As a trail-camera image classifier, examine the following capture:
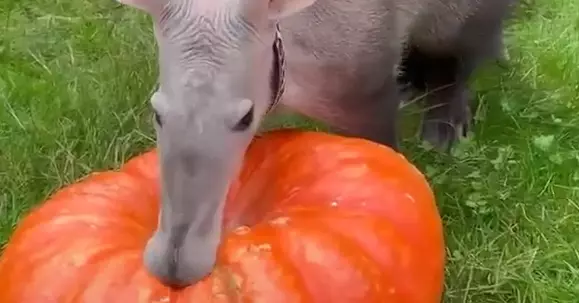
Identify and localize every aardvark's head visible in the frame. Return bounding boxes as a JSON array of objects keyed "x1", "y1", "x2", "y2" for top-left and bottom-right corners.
[{"x1": 119, "y1": 0, "x2": 317, "y2": 288}]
